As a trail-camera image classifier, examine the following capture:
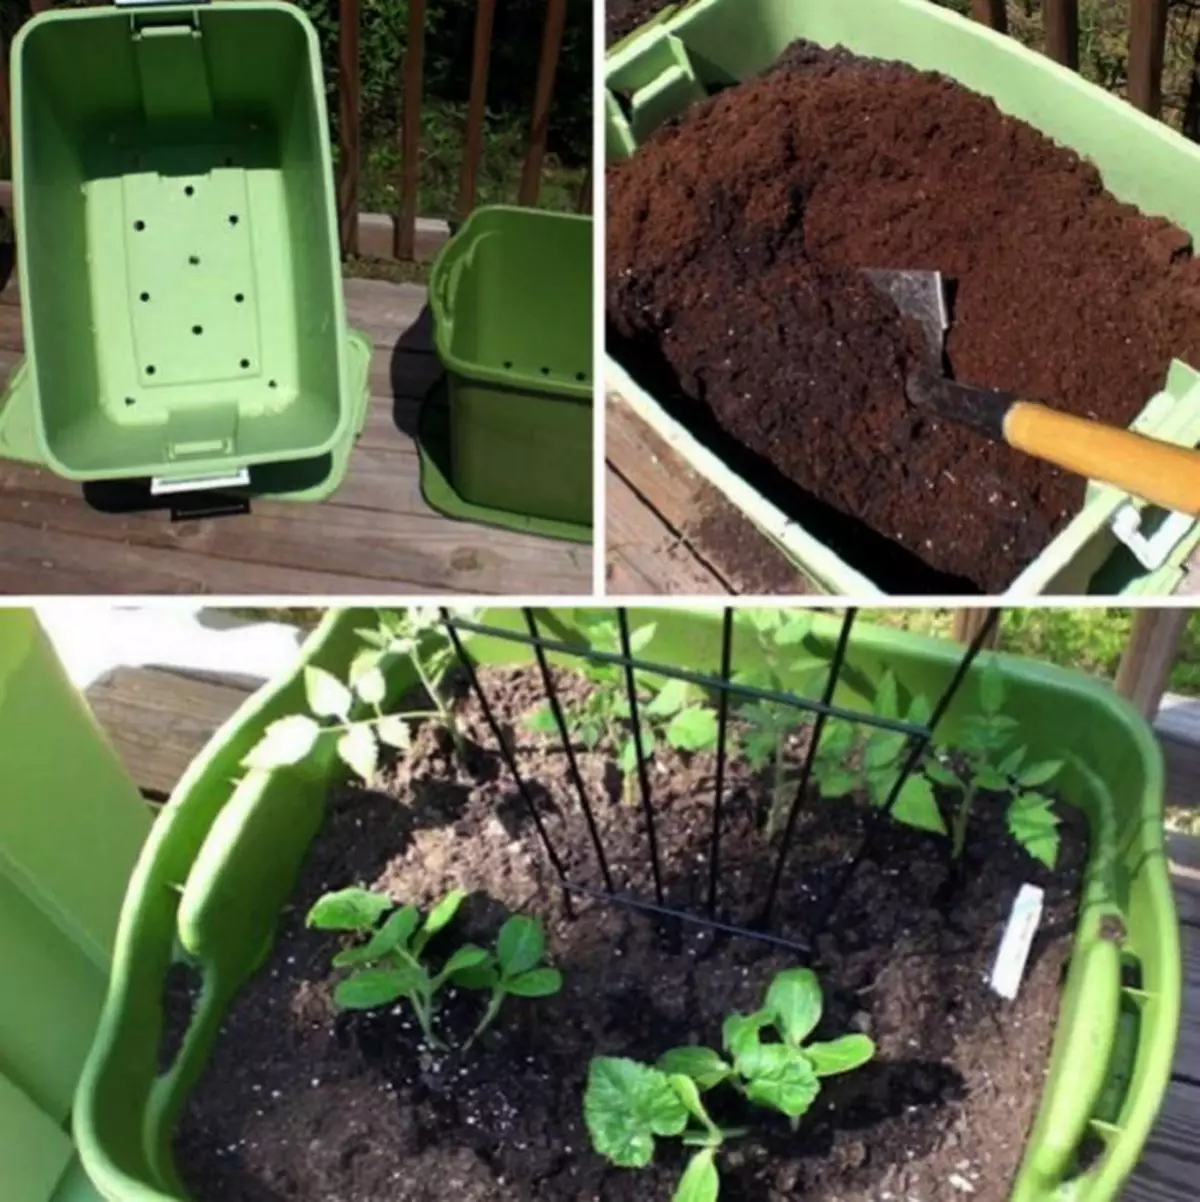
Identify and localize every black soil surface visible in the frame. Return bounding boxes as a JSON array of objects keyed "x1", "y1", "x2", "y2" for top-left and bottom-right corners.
[
  {"x1": 607, "y1": 41, "x2": 1200, "y2": 593},
  {"x1": 175, "y1": 666, "x2": 1088, "y2": 1202}
]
